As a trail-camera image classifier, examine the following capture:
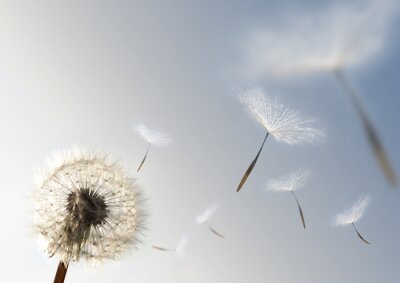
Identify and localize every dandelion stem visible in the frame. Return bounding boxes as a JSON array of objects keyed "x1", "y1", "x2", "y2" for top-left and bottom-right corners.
[
  {"x1": 53, "y1": 261, "x2": 69, "y2": 283},
  {"x1": 291, "y1": 191, "x2": 306, "y2": 229},
  {"x1": 334, "y1": 68, "x2": 397, "y2": 187},
  {"x1": 351, "y1": 222, "x2": 370, "y2": 245},
  {"x1": 137, "y1": 142, "x2": 151, "y2": 172},
  {"x1": 237, "y1": 132, "x2": 269, "y2": 192}
]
